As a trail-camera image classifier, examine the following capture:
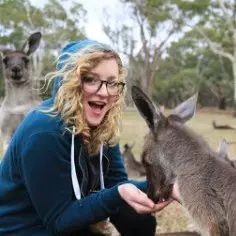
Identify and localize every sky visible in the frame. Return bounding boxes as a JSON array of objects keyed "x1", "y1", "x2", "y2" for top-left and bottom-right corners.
[
  {"x1": 29, "y1": 0, "x2": 179, "y2": 61},
  {"x1": 30, "y1": 0, "x2": 130, "y2": 45}
]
